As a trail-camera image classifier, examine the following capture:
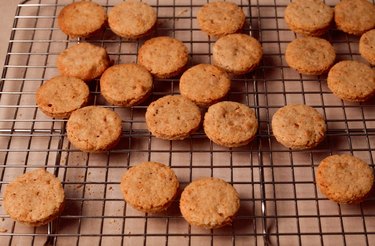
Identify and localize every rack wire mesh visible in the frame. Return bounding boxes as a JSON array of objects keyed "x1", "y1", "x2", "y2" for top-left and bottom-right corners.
[{"x1": 0, "y1": 0, "x2": 375, "y2": 245}]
